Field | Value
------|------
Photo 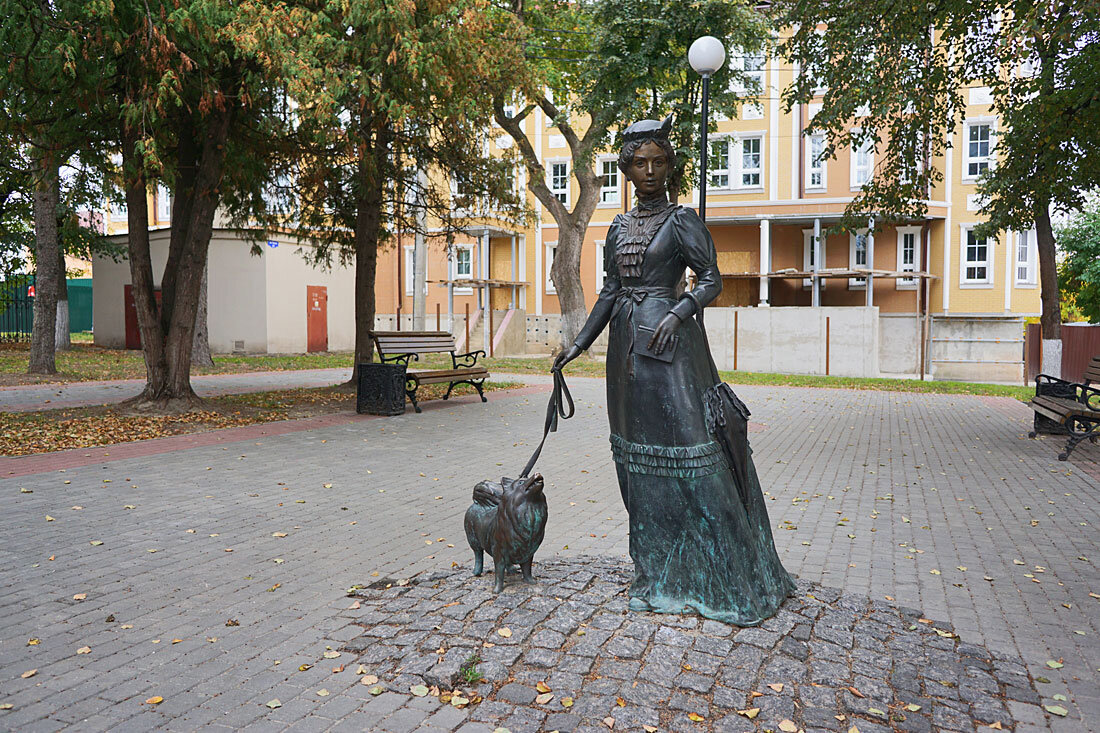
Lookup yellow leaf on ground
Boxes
[603,717,615,729]
[779,720,798,732]
[266,699,282,709]
[768,683,784,692]
[76,646,91,655]
[27,639,39,646]
[45,516,54,522]
[361,675,379,686]
[536,693,554,705]
[272,532,288,538]
[316,689,330,697]
[616,696,626,707]
[496,627,512,638]
[20,669,36,679]
[737,708,760,719]
[72,593,86,601]
[145,696,163,705]
[561,697,574,708]
[323,651,340,659]
[536,681,551,693]
[688,712,705,721]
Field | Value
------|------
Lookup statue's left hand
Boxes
[648,313,682,355]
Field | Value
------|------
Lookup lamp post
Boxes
[688,35,726,224]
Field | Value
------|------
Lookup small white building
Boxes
[94,228,357,354]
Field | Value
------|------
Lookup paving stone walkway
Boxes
[0,377,1097,732]
[328,557,1043,732]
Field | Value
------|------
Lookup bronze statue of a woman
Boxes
[553,116,795,626]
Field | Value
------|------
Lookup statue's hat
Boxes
[621,114,673,144]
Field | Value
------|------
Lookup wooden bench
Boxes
[1028,355,1100,460]
[370,331,489,413]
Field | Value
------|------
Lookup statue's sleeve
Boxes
[573,216,623,351]
[669,206,723,321]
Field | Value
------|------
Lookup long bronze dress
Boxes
[573,195,795,626]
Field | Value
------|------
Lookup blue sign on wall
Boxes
[267,240,279,248]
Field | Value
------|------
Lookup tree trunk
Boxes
[55,246,70,351]
[1035,201,1062,377]
[28,153,60,375]
[551,222,589,352]
[121,123,169,402]
[1035,204,1060,340]
[123,105,232,412]
[191,265,213,367]
[345,125,389,391]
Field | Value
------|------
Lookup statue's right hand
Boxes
[552,344,583,372]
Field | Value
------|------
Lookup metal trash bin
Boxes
[356,362,407,416]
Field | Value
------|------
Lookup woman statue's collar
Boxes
[635,190,671,214]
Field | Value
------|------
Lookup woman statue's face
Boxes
[625,141,668,197]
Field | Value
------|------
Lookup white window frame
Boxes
[404,245,415,296]
[731,47,765,96]
[595,240,606,291]
[963,118,995,182]
[1015,229,1037,286]
[452,243,474,294]
[896,225,922,289]
[548,160,570,207]
[110,198,128,222]
[598,158,620,207]
[849,230,869,289]
[738,135,763,188]
[805,133,826,190]
[849,132,874,190]
[544,241,557,293]
[802,229,825,289]
[960,224,993,287]
[708,135,731,189]
[741,103,764,121]
[156,185,171,222]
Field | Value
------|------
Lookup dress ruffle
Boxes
[610,434,727,478]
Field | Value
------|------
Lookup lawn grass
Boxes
[0,342,1033,401]
[0,380,520,456]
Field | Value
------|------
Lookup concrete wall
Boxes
[207,232,267,353]
[262,236,356,353]
[879,313,922,377]
[930,316,1024,383]
[705,306,879,377]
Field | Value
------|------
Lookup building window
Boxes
[455,246,472,278]
[806,134,825,190]
[110,197,128,222]
[549,162,569,205]
[545,242,557,293]
[963,229,991,283]
[599,160,619,205]
[404,246,415,295]
[849,231,868,288]
[1016,229,1036,285]
[595,240,605,291]
[964,121,994,179]
[740,137,762,187]
[156,185,171,222]
[741,103,764,120]
[734,48,765,95]
[708,138,730,188]
[896,226,921,288]
[850,137,873,188]
[802,229,825,289]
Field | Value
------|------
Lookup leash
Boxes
[519,367,575,477]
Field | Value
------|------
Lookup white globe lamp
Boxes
[688,36,726,78]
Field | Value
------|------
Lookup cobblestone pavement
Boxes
[0,378,1097,731]
[0,368,352,412]
[336,557,1042,732]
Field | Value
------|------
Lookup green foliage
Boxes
[1057,201,1100,323]
[777,0,1100,235]
[459,653,482,684]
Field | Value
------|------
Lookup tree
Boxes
[241,0,527,385]
[778,0,1100,345]
[493,0,766,349]
[1058,199,1100,324]
[87,0,305,411]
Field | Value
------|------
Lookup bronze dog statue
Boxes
[464,473,547,593]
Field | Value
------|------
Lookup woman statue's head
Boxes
[618,115,676,198]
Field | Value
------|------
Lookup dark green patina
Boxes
[555,120,795,626]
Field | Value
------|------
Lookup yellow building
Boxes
[372,49,1038,382]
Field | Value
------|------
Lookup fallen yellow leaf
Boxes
[536,692,554,705]
[779,720,798,732]
[20,669,36,679]
[737,708,760,719]
[496,627,512,638]
[688,712,705,721]
[767,682,784,692]
[76,646,91,655]
[145,696,163,705]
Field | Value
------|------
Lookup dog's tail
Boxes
[472,480,502,507]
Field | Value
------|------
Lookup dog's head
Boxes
[502,473,544,503]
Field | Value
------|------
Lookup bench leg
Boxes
[405,381,422,414]
[1059,419,1098,461]
[442,382,455,401]
[474,379,487,403]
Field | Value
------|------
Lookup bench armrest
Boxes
[452,350,486,368]
[1081,383,1100,411]
[380,352,420,367]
